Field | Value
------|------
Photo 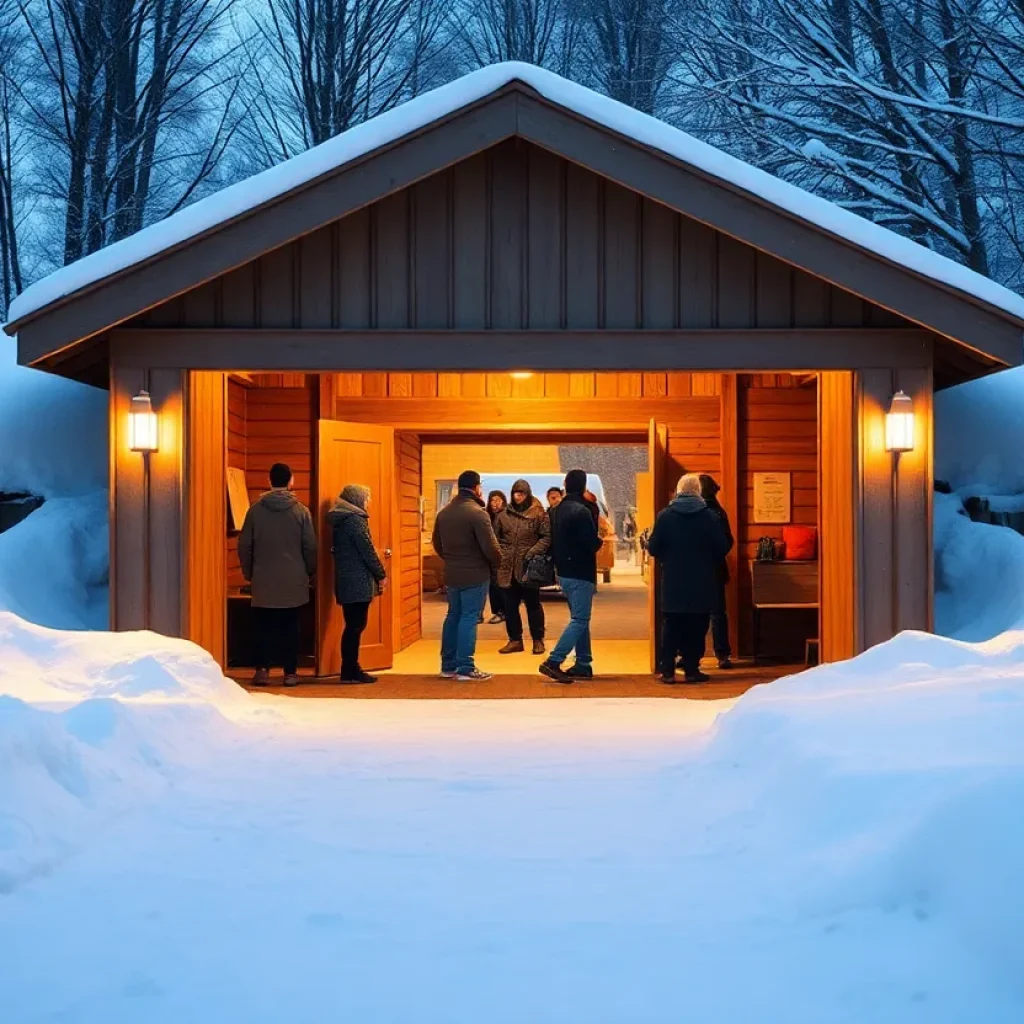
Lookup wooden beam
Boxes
[14,91,521,363]
[516,93,1024,368]
[110,328,935,372]
[719,373,740,659]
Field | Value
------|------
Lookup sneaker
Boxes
[498,640,525,654]
[341,670,377,684]
[251,668,270,687]
[684,672,710,684]
[539,661,572,684]
[456,668,492,681]
[439,670,457,679]
[532,639,546,656]
[567,664,593,679]
[488,614,505,625]
[282,673,300,688]
[717,658,734,670]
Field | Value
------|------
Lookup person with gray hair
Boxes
[328,483,387,683]
[647,472,733,684]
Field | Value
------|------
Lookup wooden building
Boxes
[6,64,1023,677]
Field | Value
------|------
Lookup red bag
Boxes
[782,525,817,560]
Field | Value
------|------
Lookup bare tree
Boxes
[458,0,584,73]
[243,0,447,165]
[0,0,24,316]
[18,0,244,264]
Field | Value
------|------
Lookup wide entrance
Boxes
[222,369,820,695]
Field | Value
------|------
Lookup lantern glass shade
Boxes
[509,371,534,380]
[129,390,159,452]
[885,390,914,453]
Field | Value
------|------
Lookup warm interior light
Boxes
[509,371,534,379]
[129,390,159,452]
[885,390,914,453]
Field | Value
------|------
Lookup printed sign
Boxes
[753,472,791,524]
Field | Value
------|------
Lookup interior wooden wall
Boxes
[396,434,423,650]
[227,376,248,590]
[737,375,819,657]
[245,381,315,507]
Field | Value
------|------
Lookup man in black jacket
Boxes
[540,470,603,684]
[648,473,733,684]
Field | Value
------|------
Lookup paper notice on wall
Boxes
[753,472,791,524]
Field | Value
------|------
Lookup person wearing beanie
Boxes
[238,462,318,688]
[431,469,501,680]
[540,469,603,684]
[328,483,387,684]
[486,490,508,623]
[494,478,551,656]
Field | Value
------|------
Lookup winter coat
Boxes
[551,492,603,584]
[432,490,502,587]
[238,489,318,609]
[705,497,734,585]
[647,494,733,615]
[328,498,386,605]
[494,482,551,588]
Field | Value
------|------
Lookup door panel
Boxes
[317,420,395,676]
[648,420,668,673]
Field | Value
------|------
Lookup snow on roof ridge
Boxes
[8,60,1024,328]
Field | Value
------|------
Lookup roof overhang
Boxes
[6,65,1022,385]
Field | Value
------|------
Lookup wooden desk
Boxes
[750,560,819,662]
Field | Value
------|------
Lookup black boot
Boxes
[341,668,377,684]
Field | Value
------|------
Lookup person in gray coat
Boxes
[238,462,317,688]
[328,484,387,684]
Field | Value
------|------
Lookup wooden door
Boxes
[648,420,668,673]
[317,420,395,676]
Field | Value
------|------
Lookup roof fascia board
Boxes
[514,94,1022,368]
[16,89,521,366]
[109,327,934,372]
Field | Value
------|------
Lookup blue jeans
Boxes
[441,582,488,674]
[549,577,595,668]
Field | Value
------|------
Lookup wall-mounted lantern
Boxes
[129,390,159,452]
[884,390,914,454]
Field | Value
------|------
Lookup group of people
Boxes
[237,460,735,687]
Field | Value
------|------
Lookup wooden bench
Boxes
[750,560,819,663]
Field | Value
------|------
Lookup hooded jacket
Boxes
[494,480,551,588]
[328,498,386,605]
[551,491,603,583]
[432,489,502,588]
[700,475,734,585]
[238,489,318,608]
[647,494,733,614]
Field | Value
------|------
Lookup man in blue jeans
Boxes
[540,470,603,684]
[431,470,502,681]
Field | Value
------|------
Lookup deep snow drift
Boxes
[2,614,1024,1022]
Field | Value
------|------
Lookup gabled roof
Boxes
[6,61,1023,377]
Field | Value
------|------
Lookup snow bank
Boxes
[8,63,1023,328]
[0,339,107,498]
[0,492,109,630]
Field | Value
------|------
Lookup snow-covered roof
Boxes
[7,61,1024,328]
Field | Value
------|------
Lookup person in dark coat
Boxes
[540,469,603,683]
[647,473,732,684]
[494,478,551,655]
[486,490,508,624]
[238,462,317,688]
[328,484,387,684]
[700,474,734,669]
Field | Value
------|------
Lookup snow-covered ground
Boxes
[2,613,1024,1022]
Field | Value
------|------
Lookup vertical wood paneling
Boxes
[527,146,562,328]
[487,373,513,398]
[545,373,570,397]
[564,162,599,328]
[396,432,423,651]
[595,373,617,398]
[667,372,692,397]
[374,193,409,328]
[679,220,717,327]
[511,374,544,398]
[182,281,217,326]
[335,373,363,397]
[792,270,830,327]
[299,228,334,327]
[755,251,792,328]
[388,373,413,397]
[720,374,740,658]
[643,373,668,397]
[819,371,858,662]
[604,182,639,328]
[258,244,295,328]
[617,373,642,397]
[438,373,461,397]
[462,373,487,397]
[337,208,372,327]
[220,263,257,327]
[148,369,184,637]
[362,372,387,397]
[569,372,595,397]
[641,198,676,328]
[185,371,226,664]
[830,287,866,327]
[413,173,451,328]
[452,154,488,329]
[717,235,755,328]
[412,372,438,397]
[490,142,523,328]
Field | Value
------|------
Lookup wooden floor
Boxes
[232,663,802,700]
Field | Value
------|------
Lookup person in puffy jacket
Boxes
[238,462,317,688]
[486,490,508,624]
[494,478,551,655]
[328,483,386,684]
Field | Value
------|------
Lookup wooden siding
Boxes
[245,382,316,508]
[737,375,819,657]
[396,433,422,651]
[185,372,227,665]
[227,376,247,590]
[132,141,905,336]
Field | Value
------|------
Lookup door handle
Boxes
[384,548,392,558]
